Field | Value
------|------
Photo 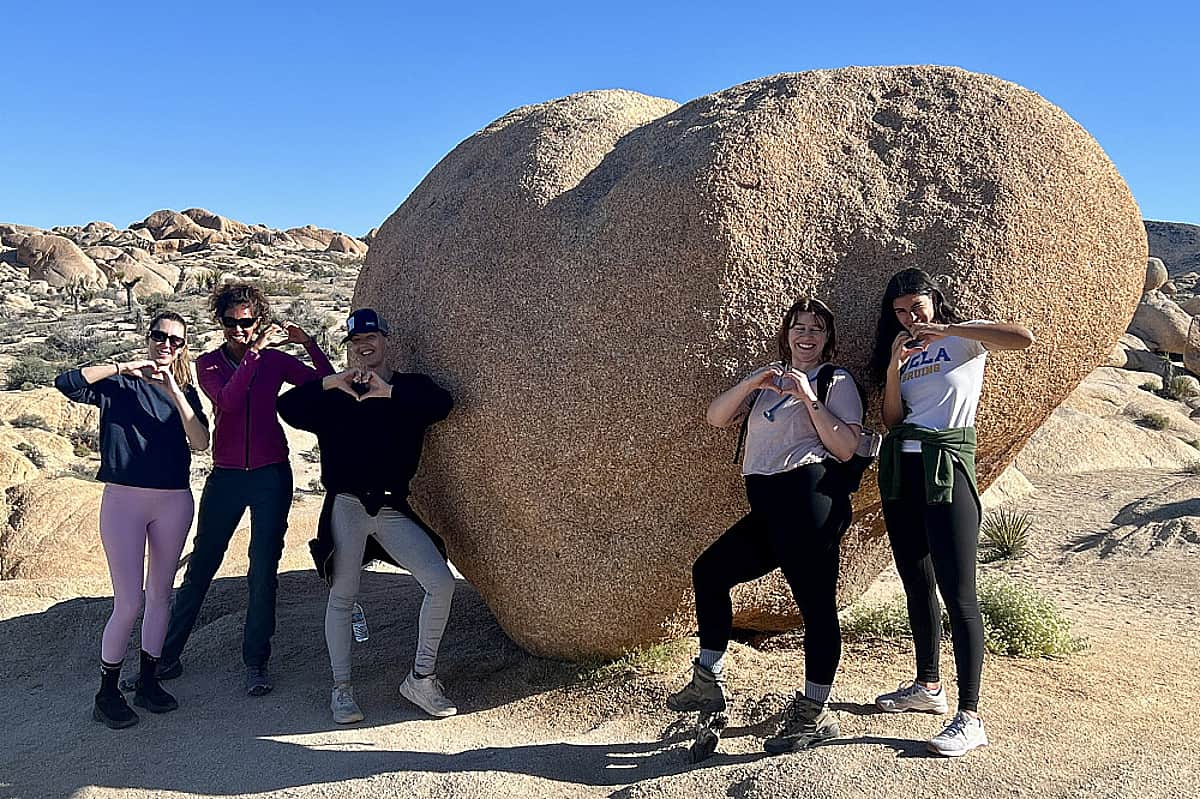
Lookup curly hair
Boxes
[208,282,272,326]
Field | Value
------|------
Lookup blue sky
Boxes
[2,1,1196,235]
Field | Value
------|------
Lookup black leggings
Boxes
[692,463,851,686]
[881,452,983,712]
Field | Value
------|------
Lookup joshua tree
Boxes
[120,276,142,312]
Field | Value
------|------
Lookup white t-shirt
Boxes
[741,364,864,476]
[899,320,992,453]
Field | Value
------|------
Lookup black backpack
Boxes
[733,364,879,493]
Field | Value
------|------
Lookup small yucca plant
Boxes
[979,508,1034,561]
[1165,375,1199,401]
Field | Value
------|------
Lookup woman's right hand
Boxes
[743,363,785,393]
[322,368,364,398]
[119,359,156,377]
[890,332,924,372]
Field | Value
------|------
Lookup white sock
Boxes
[804,681,832,705]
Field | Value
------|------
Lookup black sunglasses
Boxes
[221,316,259,329]
[148,329,186,348]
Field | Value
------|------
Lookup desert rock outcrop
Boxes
[357,67,1146,657]
[15,234,106,289]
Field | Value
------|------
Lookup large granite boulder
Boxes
[357,67,1147,658]
[1130,290,1192,354]
[326,233,368,255]
[182,207,252,239]
[285,225,337,250]
[1145,257,1168,293]
[15,234,106,288]
[0,477,106,580]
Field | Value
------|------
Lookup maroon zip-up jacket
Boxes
[196,342,334,470]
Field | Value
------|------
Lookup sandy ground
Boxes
[2,468,1199,799]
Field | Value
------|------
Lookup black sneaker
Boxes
[119,659,182,692]
[246,665,273,697]
[93,690,140,729]
[763,695,840,754]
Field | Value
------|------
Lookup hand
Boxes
[251,323,289,351]
[322,369,362,399]
[283,322,314,345]
[119,359,157,378]
[890,332,925,370]
[779,368,818,402]
[131,364,176,390]
[744,364,785,393]
[358,371,392,401]
[908,321,951,345]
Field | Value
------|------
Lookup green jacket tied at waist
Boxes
[878,423,980,511]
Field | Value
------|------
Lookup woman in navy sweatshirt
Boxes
[55,311,209,729]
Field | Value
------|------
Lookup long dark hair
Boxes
[148,311,193,388]
[869,268,963,381]
[776,296,837,366]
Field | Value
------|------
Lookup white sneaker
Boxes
[927,711,989,757]
[400,672,457,718]
[331,682,364,724]
[875,680,950,714]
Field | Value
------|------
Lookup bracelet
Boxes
[111,359,122,375]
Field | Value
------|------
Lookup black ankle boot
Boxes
[133,650,179,713]
[94,660,140,729]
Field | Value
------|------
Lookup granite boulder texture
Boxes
[15,234,107,289]
[357,66,1147,658]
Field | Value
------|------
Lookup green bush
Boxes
[15,442,46,469]
[1164,375,1200,401]
[65,462,97,481]
[1140,412,1171,431]
[979,508,1034,561]
[68,425,100,454]
[1138,380,1159,393]
[576,639,690,685]
[5,356,58,390]
[977,577,1086,658]
[843,579,1085,659]
[10,413,50,431]
[141,293,171,316]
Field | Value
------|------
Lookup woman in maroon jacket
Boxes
[153,282,334,697]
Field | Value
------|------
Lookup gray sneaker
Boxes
[400,672,457,717]
[875,680,949,714]
[331,682,364,724]
[927,711,989,756]
[764,695,840,754]
[666,661,726,714]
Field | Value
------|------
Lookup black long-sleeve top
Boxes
[54,368,208,490]
[276,371,453,579]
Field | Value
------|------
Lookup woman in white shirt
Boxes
[869,268,1034,757]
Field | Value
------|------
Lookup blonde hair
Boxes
[148,311,194,388]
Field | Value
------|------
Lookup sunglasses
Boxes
[221,316,259,329]
[148,329,186,348]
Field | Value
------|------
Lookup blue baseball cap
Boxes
[343,308,390,341]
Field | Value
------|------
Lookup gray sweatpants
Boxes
[326,493,455,683]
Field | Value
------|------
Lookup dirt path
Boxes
[2,469,1198,799]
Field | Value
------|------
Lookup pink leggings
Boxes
[99,484,194,663]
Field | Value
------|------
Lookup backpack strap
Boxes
[732,389,760,465]
[815,363,837,406]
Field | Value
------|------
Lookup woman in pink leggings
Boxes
[55,311,210,728]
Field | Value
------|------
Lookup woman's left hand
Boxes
[779,368,818,402]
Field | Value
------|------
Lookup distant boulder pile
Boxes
[0,208,371,302]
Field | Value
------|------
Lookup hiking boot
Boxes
[764,695,839,754]
[666,661,726,714]
[927,711,989,757]
[132,650,179,714]
[246,665,273,697]
[119,658,182,692]
[94,662,139,729]
[331,682,365,724]
[400,671,457,717]
[875,680,949,714]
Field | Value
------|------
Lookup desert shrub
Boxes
[1138,381,1159,393]
[15,442,46,469]
[194,267,223,293]
[68,425,100,455]
[842,599,925,641]
[236,245,260,259]
[979,508,1033,561]
[576,639,690,685]
[65,462,98,481]
[1139,412,1171,431]
[10,413,50,431]
[300,444,321,464]
[259,278,305,297]
[307,478,325,494]
[1164,375,1200,401]
[977,577,1086,658]
[5,356,58,389]
[141,293,171,316]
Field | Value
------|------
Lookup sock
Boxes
[99,659,122,696]
[412,668,433,680]
[804,681,832,705]
[697,648,726,676]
